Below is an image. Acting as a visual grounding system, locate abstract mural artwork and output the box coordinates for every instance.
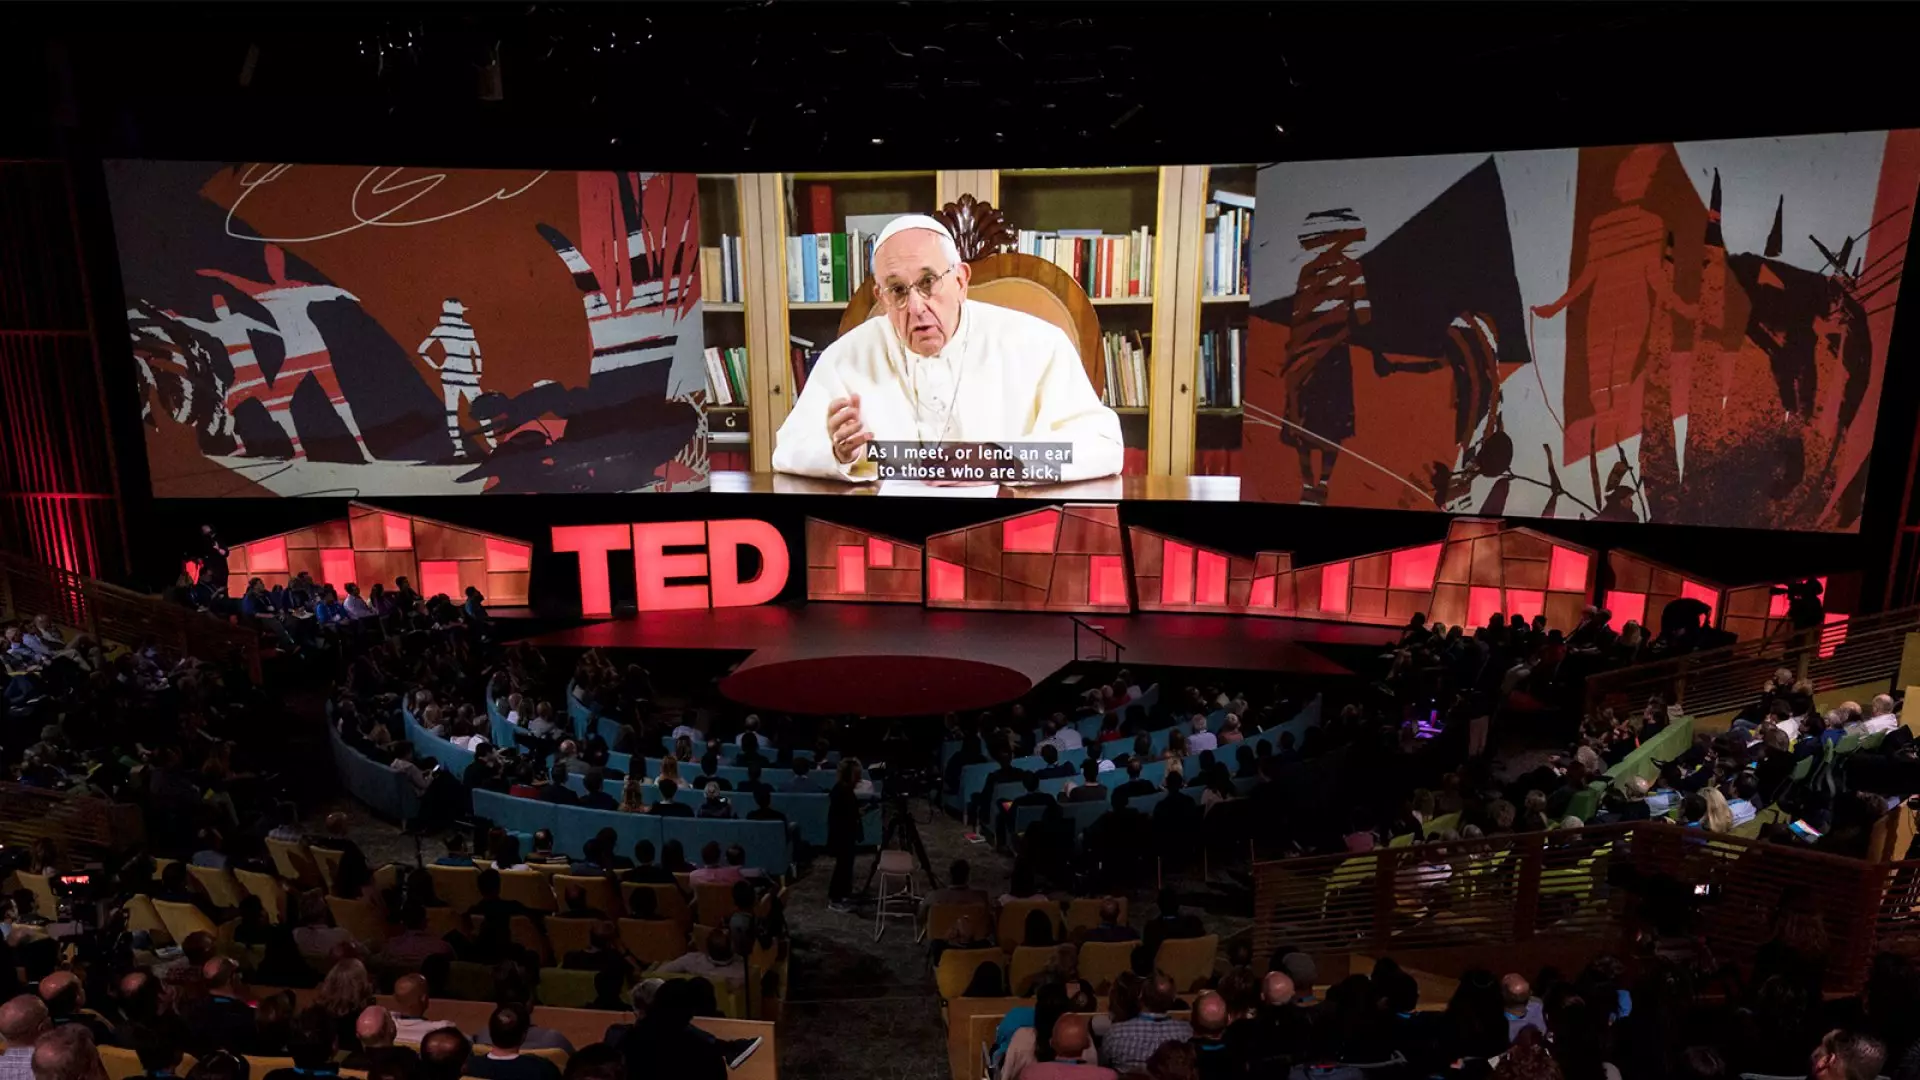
[104,161,709,497]
[1245,130,1920,531]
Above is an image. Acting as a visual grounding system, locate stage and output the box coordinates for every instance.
[522,604,1397,716]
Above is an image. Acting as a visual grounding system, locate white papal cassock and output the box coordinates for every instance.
[771,298,1124,482]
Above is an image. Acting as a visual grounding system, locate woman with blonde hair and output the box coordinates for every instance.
[658,755,682,786]
[620,774,648,813]
[316,957,376,1049]
[1701,788,1734,834]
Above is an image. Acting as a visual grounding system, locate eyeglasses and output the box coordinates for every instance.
[877,266,955,309]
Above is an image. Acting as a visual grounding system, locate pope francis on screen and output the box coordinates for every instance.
[770,214,1123,483]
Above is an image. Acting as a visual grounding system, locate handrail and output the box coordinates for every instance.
[0,549,263,681]
[1582,602,1920,720]
[1252,820,1896,991]
[1070,615,1125,664]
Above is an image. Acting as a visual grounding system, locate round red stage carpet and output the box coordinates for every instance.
[719,654,1032,717]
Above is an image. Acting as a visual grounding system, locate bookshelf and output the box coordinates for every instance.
[780,170,938,405]
[1193,164,1257,477]
[698,174,751,471]
[996,167,1164,474]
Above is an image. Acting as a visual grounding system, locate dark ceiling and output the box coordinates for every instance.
[4,2,1912,171]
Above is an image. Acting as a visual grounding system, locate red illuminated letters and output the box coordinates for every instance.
[552,520,789,615]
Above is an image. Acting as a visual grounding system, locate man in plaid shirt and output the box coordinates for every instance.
[1101,973,1193,1074]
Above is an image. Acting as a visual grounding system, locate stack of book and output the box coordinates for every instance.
[1100,330,1150,409]
[701,237,746,305]
[785,232,873,304]
[1198,326,1245,408]
[789,335,821,395]
[1202,192,1254,297]
[1015,228,1153,300]
[703,346,749,405]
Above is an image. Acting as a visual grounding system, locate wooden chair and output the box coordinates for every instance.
[1064,897,1127,936]
[234,869,289,923]
[101,1048,197,1080]
[265,838,323,889]
[244,1058,296,1076]
[499,869,559,912]
[326,897,389,947]
[836,195,1110,400]
[692,881,739,926]
[1152,933,1219,992]
[424,907,464,938]
[554,874,621,917]
[189,865,250,911]
[309,848,344,892]
[1008,945,1056,996]
[1077,939,1136,992]
[18,872,60,918]
[994,898,1062,952]
[152,899,220,945]
[620,882,693,931]
[922,902,991,946]
[429,865,483,913]
[509,915,551,965]
[545,917,598,959]
[524,1048,571,1068]
[536,968,598,1009]
[673,872,692,890]
[372,863,402,896]
[126,893,173,947]
[933,946,1008,1001]
[445,960,496,1002]
[619,918,691,965]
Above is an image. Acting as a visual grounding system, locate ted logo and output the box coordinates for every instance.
[551,520,788,615]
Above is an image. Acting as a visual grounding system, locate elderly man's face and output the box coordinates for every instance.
[873,229,968,357]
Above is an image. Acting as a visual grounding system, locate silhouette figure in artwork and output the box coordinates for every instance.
[1532,145,1696,455]
[197,244,368,463]
[1281,209,1371,506]
[173,293,290,457]
[416,298,497,461]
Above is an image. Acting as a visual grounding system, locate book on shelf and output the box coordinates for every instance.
[1198,326,1245,408]
[787,230,873,304]
[1098,329,1149,409]
[789,334,821,397]
[703,345,749,406]
[1202,201,1253,297]
[701,236,746,304]
[1013,227,1153,300]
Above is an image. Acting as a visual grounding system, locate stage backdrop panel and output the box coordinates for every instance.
[1244,129,1920,531]
[805,518,925,603]
[104,161,709,497]
[924,505,1129,614]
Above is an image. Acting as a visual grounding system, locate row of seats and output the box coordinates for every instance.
[932,934,1219,999]
[923,896,1127,951]
[471,788,792,875]
[484,694,833,785]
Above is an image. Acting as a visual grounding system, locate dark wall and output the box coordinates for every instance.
[5,2,1915,606]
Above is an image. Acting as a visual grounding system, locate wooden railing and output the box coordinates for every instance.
[1254,822,1895,990]
[0,549,263,680]
[1581,604,1920,721]
[0,782,146,857]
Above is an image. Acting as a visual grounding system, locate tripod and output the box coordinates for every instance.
[860,794,942,893]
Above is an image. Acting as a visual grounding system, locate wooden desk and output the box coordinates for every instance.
[710,471,1242,502]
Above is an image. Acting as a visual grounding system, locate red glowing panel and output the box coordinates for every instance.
[634,520,710,611]
[1679,580,1719,628]
[1161,541,1195,605]
[248,537,287,574]
[485,537,531,573]
[1819,613,1848,658]
[929,557,965,602]
[1468,586,1504,628]
[1390,544,1443,590]
[319,548,355,588]
[419,560,461,601]
[552,524,634,617]
[1090,555,1127,607]
[1196,551,1229,606]
[836,546,867,594]
[1605,590,1647,628]
[1547,546,1589,592]
[1319,561,1351,614]
[1002,511,1059,553]
[707,519,788,608]
[1249,575,1276,609]
[182,559,201,584]
[1505,589,1546,624]
[868,538,893,568]
[382,514,412,551]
